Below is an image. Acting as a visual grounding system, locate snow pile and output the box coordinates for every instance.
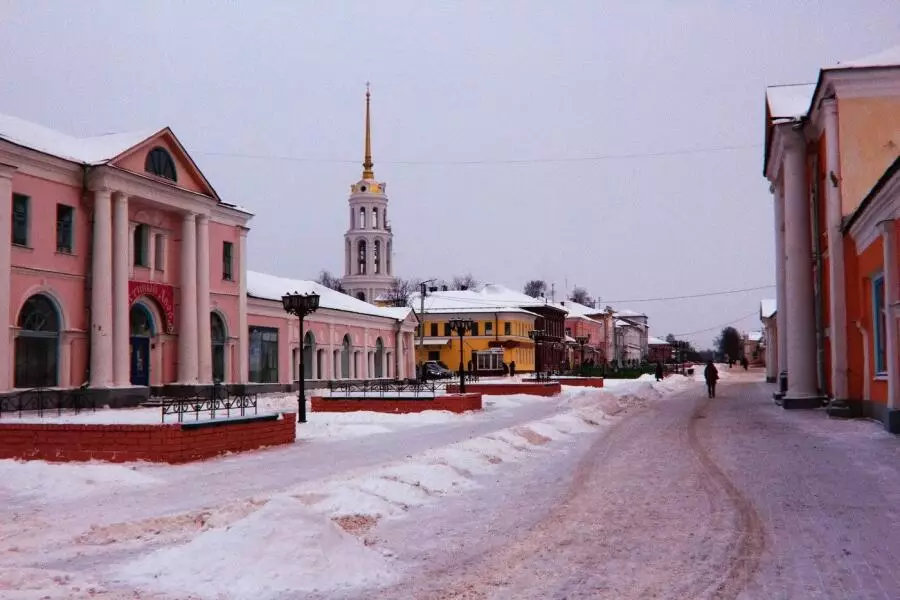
[0,460,160,501]
[114,496,398,599]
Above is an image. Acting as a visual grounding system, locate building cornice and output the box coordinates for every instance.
[846,156,900,252]
[0,141,83,186]
[247,296,406,328]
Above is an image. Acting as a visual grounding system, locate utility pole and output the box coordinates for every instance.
[417,279,435,381]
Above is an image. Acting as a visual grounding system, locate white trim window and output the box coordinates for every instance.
[474,349,504,371]
[873,273,887,375]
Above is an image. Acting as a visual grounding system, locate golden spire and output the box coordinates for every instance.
[362,82,374,180]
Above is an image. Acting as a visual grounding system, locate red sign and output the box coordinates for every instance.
[128,281,176,334]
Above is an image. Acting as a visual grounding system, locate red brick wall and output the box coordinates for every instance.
[0,413,295,464]
[446,382,561,397]
[555,377,604,388]
[311,394,482,414]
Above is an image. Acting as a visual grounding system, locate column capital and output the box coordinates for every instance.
[781,125,807,154]
[878,219,895,236]
[183,211,197,222]
[112,190,129,203]
[196,212,210,224]
[820,96,838,117]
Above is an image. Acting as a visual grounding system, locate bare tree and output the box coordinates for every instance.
[383,277,418,307]
[569,286,593,306]
[316,270,346,294]
[523,279,547,298]
[450,273,480,291]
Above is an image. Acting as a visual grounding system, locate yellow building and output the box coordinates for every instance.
[414,308,538,373]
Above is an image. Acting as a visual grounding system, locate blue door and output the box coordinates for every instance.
[130,337,150,386]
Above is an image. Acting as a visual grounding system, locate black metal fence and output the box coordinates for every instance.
[0,385,95,419]
[161,383,258,423]
[326,378,447,398]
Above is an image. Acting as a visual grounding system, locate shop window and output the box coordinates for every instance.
[428,351,440,361]
[474,350,504,371]
[249,326,279,383]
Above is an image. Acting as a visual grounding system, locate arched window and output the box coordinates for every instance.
[356,291,366,301]
[386,241,392,275]
[145,147,177,182]
[374,240,381,274]
[358,207,366,229]
[303,331,315,379]
[211,312,227,382]
[15,294,60,388]
[374,337,385,378]
[357,240,367,275]
[372,207,378,229]
[130,304,154,337]
[341,335,352,379]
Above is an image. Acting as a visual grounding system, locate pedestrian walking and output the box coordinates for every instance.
[655,361,663,382]
[704,359,719,398]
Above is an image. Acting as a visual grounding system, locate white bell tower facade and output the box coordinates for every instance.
[341,86,395,303]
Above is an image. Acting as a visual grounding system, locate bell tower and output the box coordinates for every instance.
[341,85,396,303]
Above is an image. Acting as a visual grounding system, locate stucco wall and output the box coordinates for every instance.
[837,96,900,215]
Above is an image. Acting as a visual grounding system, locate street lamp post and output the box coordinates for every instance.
[282,291,320,423]
[448,317,474,393]
[528,329,544,379]
[576,334,590,375]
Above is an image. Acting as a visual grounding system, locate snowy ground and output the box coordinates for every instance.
[0,376,694,599]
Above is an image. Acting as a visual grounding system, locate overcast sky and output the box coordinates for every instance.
[0,1,898,347]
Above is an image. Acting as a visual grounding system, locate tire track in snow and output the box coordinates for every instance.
[684,395,766,599]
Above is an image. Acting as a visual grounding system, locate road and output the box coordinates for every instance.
[361,372,900,600]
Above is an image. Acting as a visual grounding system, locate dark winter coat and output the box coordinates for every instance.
[704,363,719,383]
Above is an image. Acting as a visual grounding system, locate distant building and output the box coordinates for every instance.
[743,331,764,367]
[760,299,777,382]
[648,337,672,363]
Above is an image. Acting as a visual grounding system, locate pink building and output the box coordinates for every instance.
[0,110,417,405]
[559,300,612,364]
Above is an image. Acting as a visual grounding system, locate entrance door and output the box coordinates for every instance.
[130,337,150,386]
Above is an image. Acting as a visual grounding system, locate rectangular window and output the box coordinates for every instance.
[485,322,493,334]
[444,323,451,336]
[56,204,74,253]
[155,235,165,271]
[134,224,149,266]
[474,350,504,371]
[223,241,234,280]
[430,323,438,337]
[504,322,511,335]
[249,326,279,383]
[428,351,440,361]
[12,194,29,246]
[471,322,479,336]
[873,274,887,374]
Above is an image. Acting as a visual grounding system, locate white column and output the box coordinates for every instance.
[328,323,335,379]
[362,328,369,379]
[781,125,818,399]
[881,222,899,410]
[765,325,777,382]
[822,98,848,399]
[178,212,199,383]
[395,329,404,379]
[90,189,114,388]
[112,192,130,387]
[196,214,212,384]
[0,166,15,391]
[773,182,789,378]
[237,227,249,383]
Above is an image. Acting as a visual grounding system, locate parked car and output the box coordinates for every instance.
[422,360,454,379]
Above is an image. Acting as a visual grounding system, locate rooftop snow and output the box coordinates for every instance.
[760,299,776,318]
[0,112,157,165]
[247,271,408,321]
[766,83,816,120]
[614,309,646,318]
[831,45,900,69]
[648,337,669,346]
[747,331,764,342]
[409,284,554,316]
[557,300,604,318]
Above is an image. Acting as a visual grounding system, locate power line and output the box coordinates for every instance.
[197,143,761,166]
[602,284,775,304]
[670,310,760,338]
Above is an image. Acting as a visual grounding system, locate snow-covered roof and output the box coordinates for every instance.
[557,300,606,318]
[246,271,410,321]
[746,331,764,342]
[614,308,646,318]
[648,336,669,346]
[615,319,639,328]
[0,112,158,165]
[830,45,900,70]
[760,299,776,319]
[409,283,558,317]
[766,83,816,121]
[564,335,577,343]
